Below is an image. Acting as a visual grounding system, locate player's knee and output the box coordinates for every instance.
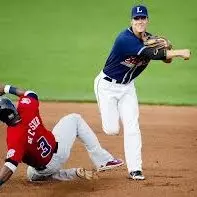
[102,126,119,135]
[60,113,82,123]
[66,113,82,120]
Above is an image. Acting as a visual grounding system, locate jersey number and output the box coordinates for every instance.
[37,136,52,158]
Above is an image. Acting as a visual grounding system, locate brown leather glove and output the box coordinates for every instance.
[143,35,172,50]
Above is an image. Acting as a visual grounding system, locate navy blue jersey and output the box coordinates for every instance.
[103,28,150,84]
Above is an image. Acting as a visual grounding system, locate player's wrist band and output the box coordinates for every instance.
[4,85,17,95]
[0,179,4,186]
[4,85,11,93]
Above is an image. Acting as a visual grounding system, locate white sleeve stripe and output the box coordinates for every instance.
[4,162,17,173]
[137,46,147,55]
[24,90,36,96]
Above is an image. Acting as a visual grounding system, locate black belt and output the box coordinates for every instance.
[103,76,127,84]
[35,142,58,171]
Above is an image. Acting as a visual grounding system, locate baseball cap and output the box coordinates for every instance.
[131,5,148,18]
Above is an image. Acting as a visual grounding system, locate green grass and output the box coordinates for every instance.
[0,0,197,105]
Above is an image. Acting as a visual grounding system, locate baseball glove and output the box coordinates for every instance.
[143,35,172,50]
[76,168,98,180]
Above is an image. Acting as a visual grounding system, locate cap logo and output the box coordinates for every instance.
[137,7,143,13]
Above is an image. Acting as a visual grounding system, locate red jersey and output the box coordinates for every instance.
[6,95,57,168]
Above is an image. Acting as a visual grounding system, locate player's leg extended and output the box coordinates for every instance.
[27,166,95,181]
[52,168,96,181]
[75,114,124,170]
[53,113,114,167]
[94,75,120,135]
[51,114,81,163]
[118,82,142,173]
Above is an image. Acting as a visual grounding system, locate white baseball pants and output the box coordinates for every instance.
[94,71,142,173]
[27,113,114,181]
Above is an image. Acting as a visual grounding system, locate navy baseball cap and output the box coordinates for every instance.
[131,5,148,18]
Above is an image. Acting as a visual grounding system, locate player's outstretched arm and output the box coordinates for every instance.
[0,84,38,100]
[162,49,191,64]
[140,48,191,61]
[0,84,26,97]
[166,49,191,60]
[0,165,14,188]
[142,35,191,61]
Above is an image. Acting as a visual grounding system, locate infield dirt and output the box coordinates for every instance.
[0,103,196,197]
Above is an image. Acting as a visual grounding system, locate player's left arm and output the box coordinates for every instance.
[0,84,38,100]
[0,165,14,187]
[142,33,173,64]
[162,49,172,63]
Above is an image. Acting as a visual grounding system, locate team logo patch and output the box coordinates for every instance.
[6,149,16,158]
[121,56,150,68]
[20,98,31,104]
[137,7,142,13]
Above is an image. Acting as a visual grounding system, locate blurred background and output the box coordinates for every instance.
[0,0,196,105]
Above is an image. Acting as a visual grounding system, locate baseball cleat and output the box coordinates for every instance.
[97,159,124,172]
[129,171,145,180]
[76,168,97,180]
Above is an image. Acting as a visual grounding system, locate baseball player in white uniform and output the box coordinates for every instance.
[94,4,190,180]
